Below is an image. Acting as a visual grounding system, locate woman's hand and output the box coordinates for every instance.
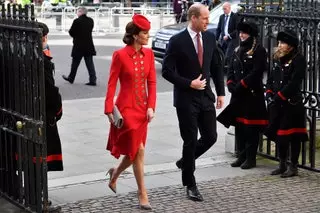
[147,108,155,123]
[107,113,114,124]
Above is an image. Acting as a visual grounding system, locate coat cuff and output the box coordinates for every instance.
[277,91,287,100]
[240,79,248,88]
[56,107,63,116]
[227,80,234,85]
[266,89,274,94]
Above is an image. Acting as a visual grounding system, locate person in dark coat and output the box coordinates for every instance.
[39,22,64,172]
[62,6,97,86]
[264,29,308,178]
[217,21,268,169]
[215,2,240,71]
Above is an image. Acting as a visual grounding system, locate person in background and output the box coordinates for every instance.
[215,2,239,71]
[104,14,156,210]
[62,6,97,86]
[39,22,63,212]
[217,21,268,169]
[264,29,308,178]
[38,22,64,173]
[208,0,221,10]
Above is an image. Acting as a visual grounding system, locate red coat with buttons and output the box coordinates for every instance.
[104,45,156,160]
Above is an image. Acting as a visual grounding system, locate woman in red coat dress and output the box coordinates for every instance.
[104,14,156,210]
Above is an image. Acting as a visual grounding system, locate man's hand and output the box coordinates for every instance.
[216,96,224,109]
[190,74,206,90]
[223,35,229,41]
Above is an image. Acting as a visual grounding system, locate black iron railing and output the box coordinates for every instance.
[0,3,50,212]
[239,0,320,172]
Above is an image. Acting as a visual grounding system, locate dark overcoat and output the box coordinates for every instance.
[217,38,268,130]
[69,14,96,57]
[44,54,63,171]
[264,50,309,142]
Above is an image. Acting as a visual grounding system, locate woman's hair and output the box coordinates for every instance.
[273,45,294,60]
[246,37,257,56]
[122,22,142,45]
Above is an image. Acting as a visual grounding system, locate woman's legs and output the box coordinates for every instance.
[281,141,300,178]
[271,141,288,175]
[132,143,150,206]
[231,125,246,167]
[109,155,132,189]
[241,127,260,169]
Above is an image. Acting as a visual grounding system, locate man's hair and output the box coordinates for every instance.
[187,3,202,21]
[77,6,88,15]
[222,2,231,8]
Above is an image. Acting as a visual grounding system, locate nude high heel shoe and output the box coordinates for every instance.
[106,168,117,193]
[137,191,152,210]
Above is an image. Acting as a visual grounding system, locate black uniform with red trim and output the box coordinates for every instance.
[217,36,268,129]
[44,53,64,171]
[264,49,308,143]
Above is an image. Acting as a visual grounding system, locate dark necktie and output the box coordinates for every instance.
[196,33,203,67]
[225,15,229,24]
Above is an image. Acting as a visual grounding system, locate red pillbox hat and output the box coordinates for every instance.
[132,14,151,31]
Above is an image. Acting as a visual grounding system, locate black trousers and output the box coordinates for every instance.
[278,140,301,165]
[68,55,96,83]
[176,94,217,187]
[235,125,260,161]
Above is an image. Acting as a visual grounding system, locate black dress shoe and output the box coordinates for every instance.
[62,75,73,84]
[230,158,245,167]
[176,159,182,169]
[186,186,203,202]
[85,82,97,86]
[240,160,256,169]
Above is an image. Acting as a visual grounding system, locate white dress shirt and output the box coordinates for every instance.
[187,26,203,54]
[224,12,231,38]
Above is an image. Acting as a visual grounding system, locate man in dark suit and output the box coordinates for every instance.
[215,2,239,70]
[62,6,97,86]
[162,3,225,202]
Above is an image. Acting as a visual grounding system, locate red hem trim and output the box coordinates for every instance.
[236,117,269,125]
[277,128,307,135]
[15,154,63,163]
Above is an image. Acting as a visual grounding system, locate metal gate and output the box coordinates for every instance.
[238,0,320,172]
[0,4,50,212]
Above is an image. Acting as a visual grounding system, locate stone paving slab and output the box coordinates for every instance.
[0,197,25,213]
[59,170,320,213]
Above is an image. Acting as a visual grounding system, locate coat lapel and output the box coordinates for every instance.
[202,33,208,68]
[182,29,200,66]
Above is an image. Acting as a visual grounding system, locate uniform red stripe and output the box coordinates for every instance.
[227,80,233,85]
[15,154,62,163]
[266,89,273,94]
[277,91,286,100]
[56,107,63,115]
[47,154,63,162]
[240,79,248,88]
[277,128,307,135]
[236,117,269,125]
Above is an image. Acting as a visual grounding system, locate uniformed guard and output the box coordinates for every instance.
[217,20,268,169]
[264,28,308,178]
[38,22,64,172]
